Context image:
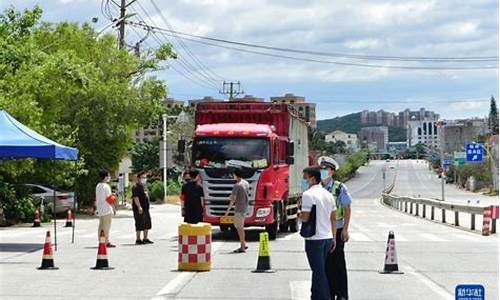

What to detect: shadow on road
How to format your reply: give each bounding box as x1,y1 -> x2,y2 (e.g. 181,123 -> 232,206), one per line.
211,228 -> 297,242
0,243 -> 43,253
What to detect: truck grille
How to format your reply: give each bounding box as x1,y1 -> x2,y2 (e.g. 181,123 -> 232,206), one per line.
199,169 -> 260,217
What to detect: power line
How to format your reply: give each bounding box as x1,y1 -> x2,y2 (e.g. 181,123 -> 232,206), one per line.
100,0 -> 219,89
126,21 -> 498,63
127,5 -> 220,89
149,0 -> 226,80
126,23 -> 498,70
131,2 -> 220,87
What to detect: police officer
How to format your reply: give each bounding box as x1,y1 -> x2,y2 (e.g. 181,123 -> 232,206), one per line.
318,156 -> 352,300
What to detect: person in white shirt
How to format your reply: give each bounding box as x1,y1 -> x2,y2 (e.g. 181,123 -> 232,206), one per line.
95,170 -> 115,247
300,167 -> 337,300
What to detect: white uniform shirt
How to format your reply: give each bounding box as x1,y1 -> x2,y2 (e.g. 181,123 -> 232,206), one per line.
95,182 -> 113,216
301,183 -> 336,240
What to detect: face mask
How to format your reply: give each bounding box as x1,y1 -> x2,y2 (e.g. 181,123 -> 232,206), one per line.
320,170 -> 329,180
105,177 -> 111,183
301,178 -> 309,192
140,178 -> 147,184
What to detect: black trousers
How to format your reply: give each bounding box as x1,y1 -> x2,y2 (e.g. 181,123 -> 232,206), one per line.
326,228 -> 348,299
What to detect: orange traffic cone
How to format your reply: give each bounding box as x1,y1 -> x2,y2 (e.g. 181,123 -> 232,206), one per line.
33,209 -> 41,227
37,231 -> 58,270
379,231 -> 403,274
65,209 -> 73,227
91,230 -> 114,270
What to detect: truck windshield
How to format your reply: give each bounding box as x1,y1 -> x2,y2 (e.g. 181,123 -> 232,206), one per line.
193,137 -> 269,169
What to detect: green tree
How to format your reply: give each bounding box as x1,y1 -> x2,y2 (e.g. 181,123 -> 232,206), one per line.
0,7 -> 175,206
489,96 -> 499,135
130,138 -> 160,174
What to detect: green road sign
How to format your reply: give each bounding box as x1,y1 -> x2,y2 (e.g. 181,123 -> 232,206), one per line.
454,157 -> 465,166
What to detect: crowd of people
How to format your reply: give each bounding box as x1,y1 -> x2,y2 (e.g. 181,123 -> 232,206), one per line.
93,154 -> 351,300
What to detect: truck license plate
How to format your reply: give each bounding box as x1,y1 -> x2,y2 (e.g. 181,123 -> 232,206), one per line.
220,216 -> 234,224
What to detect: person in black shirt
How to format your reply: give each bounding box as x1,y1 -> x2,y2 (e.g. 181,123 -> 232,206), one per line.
180,169 -> 204,224
132,171 -> 153,245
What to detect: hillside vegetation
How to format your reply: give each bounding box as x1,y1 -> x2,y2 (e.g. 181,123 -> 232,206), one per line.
317,112 -> 407,142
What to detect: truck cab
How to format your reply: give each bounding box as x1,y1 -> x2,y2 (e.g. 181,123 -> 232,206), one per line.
189,102 -> 309,239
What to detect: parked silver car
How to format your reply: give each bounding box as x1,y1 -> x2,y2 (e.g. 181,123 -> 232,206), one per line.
24,184 -> 76,214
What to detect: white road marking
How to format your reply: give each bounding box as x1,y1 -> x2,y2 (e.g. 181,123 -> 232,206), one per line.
451,233 -> 482,242
349,232 -> 372,242
404,264 -> 454,300
387,233 -> 408,242
350,223 -> 370,232
419,233 -> 448,242
0,229 -> 45,238
151,242 -> 222,300
289,280 -> 310,300
56,229 -> 84,236
280,233 -> 300,241
115,233 -> 136,240
80,232 -> 97,238
376,222 -> 392,228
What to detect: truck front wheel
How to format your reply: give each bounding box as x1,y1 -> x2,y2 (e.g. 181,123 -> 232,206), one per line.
265,222 -> 278,240
288,218 -> 298,232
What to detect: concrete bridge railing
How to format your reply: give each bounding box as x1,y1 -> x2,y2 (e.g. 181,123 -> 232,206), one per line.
382,193 -> 498,235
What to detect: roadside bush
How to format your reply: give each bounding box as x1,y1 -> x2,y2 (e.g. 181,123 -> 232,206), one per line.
0,182 -> 36,225
167,180 -> 182,196
335,151 -> 368,182
148,180 -> 165,202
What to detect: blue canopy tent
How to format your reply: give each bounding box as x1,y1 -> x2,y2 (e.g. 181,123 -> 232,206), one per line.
0,110 -> 79,249
0,110 -> 78,160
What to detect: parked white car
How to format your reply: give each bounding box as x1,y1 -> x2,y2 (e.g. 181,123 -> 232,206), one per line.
24,184 -> 76,214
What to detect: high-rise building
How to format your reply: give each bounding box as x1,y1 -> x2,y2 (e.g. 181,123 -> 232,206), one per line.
359,126 -> 389,152
270,93 -> 317,128
361,108 -> 439,128
407,116 -> 439,148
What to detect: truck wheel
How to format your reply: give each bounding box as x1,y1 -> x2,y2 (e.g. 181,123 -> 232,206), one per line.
288,218 -> 298,233
279,222 -> 288,232
220,225 -> 230,232
265,222 -> 278,240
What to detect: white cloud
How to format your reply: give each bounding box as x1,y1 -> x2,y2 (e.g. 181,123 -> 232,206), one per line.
1,0 -> 497,119
450,100 -> 490,111
344,38 -> 383,50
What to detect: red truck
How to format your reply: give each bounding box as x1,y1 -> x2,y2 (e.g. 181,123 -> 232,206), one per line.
190,101 -> 310,239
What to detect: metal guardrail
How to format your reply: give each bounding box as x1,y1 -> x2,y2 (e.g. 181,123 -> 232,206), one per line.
382,194 -> 498,235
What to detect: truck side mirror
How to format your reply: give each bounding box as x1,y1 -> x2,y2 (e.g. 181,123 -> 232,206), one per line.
286,156 -> 295,165
177,139 -> 186,154
286,141 -> 294,156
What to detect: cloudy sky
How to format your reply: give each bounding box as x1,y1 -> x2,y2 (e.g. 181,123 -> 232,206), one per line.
2,0 -> 499,120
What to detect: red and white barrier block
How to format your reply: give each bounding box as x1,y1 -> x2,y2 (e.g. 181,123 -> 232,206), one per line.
490,205 -> 499,234
178,222 -> 212,271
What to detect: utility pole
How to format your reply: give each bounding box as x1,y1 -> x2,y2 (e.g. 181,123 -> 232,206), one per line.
220,81 -> 244,100
118,0 -> 126,49
437,120 -> 447,201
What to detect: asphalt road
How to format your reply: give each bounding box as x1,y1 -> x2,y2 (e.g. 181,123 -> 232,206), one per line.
0,160 -> 497,300
391,159 -> 497,205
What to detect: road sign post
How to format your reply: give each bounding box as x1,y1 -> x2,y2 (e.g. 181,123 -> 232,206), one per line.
466,143 -> 483,162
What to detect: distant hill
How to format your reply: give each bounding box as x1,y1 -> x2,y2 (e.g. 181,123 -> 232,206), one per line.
317,112 -> 407,142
